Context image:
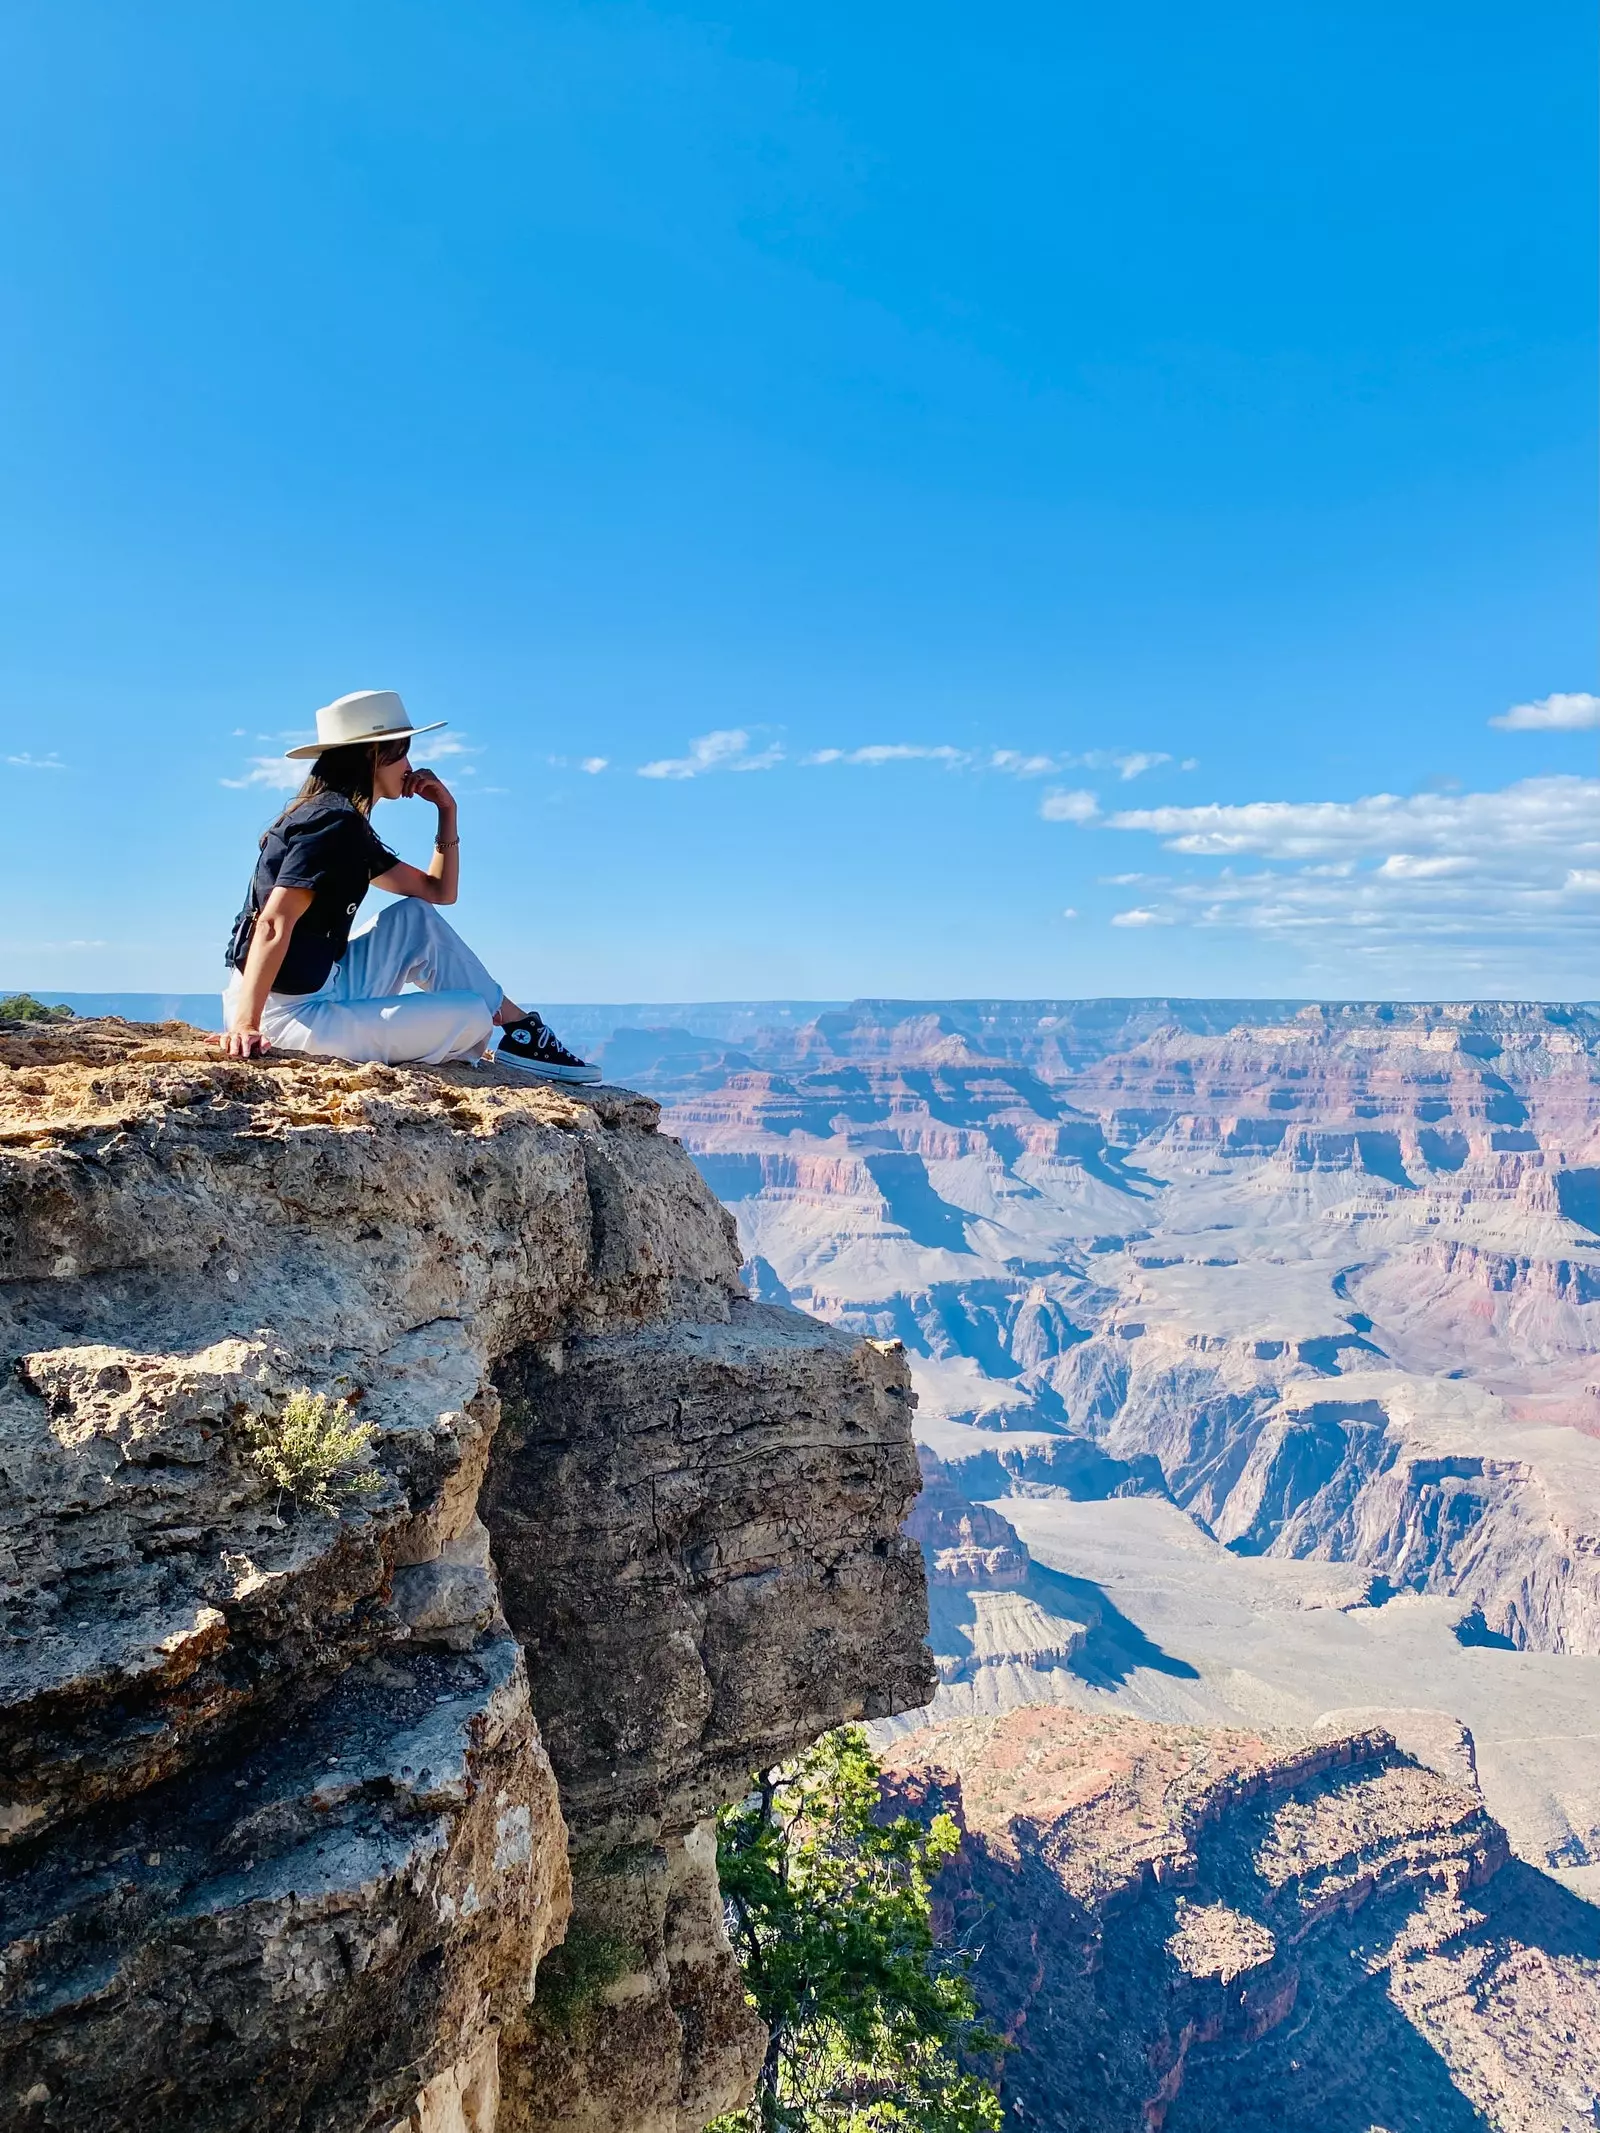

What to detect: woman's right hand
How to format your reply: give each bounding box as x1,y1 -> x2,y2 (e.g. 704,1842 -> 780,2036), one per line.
213,1021 -> 271,1059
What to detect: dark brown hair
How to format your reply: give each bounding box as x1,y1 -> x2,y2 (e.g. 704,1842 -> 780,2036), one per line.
268,737 -> 410,833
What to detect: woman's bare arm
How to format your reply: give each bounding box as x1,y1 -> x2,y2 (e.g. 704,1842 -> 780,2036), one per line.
214,883 -> 313,1057
371,768 -> 459,907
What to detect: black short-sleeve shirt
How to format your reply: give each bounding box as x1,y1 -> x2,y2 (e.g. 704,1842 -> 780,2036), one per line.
225,795 -> 398,996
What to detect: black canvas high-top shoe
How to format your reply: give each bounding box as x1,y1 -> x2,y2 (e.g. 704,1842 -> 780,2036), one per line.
494,1013 -> 602,1083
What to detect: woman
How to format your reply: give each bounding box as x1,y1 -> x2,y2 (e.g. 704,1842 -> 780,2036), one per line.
218,690 -> 598,1080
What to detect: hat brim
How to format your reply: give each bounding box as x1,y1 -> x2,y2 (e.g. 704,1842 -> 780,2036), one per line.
283,720 -> 447,761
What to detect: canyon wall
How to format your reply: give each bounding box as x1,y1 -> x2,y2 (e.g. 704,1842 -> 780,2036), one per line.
882,1704 -> 1600,2131
632,999 -> 1600,1658
0,1018 -> 933,2131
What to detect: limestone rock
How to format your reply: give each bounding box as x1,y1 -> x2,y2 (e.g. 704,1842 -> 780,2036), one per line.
482,1300 -> 933,2128
482,1303 -> 932,1839
0,1634 -> 567,2132
0,1026 -> 934,2131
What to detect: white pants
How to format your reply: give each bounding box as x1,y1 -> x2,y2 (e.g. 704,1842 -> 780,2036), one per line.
224,899 -> 503,1066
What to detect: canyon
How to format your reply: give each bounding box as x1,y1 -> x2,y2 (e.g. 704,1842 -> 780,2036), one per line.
6,992 -> 1600,2130
559,994 -> 1600,2125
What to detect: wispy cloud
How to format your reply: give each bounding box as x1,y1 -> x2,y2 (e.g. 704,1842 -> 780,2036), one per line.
1039,788 -> 1100,823
806,743 -> 966,767
1082,774 -> 1600,962
220,756 -> 305,792
805,743 -> 1174,780
6,752 -> 67,771
1105,777 -> 1599,860
1489,690 -> 1600,732
639,730 -> 784,779
987,749 -> 1061,776
633,734 -> 1178,783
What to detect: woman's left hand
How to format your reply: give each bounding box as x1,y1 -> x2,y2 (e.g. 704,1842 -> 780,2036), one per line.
404,765 -> 455,809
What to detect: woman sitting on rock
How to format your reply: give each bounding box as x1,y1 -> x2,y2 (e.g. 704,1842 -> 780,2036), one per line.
218,690 -> 598,1080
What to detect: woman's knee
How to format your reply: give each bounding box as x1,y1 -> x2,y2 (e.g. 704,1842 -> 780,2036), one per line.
371,895 -> 448,938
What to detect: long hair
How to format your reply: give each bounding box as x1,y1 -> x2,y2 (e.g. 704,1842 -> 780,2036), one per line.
267,738 -> 409,835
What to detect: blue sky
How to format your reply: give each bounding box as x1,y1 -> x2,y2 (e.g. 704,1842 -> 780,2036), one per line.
1,2 -> 1594,1001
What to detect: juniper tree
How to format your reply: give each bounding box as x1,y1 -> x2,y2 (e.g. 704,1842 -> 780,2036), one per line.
708,1726 -> 1004,2133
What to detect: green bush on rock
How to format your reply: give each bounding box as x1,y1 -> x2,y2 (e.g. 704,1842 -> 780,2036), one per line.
245,1390 -> 383,1512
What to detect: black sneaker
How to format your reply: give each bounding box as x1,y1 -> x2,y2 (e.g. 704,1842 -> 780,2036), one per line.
495,1013 -> 602,1084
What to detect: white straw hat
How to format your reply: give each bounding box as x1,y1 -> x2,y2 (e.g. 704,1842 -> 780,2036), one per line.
283,690 -> 446,761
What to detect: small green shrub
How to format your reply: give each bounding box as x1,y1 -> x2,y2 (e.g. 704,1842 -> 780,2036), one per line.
246,1390 -> 383,1511
0,993 -> 74,1023
531,1923 -> 634,2029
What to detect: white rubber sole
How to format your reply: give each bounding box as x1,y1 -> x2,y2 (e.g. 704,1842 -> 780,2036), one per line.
495,1049 -> 602,1084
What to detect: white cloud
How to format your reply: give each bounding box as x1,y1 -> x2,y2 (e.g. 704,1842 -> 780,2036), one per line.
1375,853 -> 1472,879
639,729 -> 784,779
1081,773 -> 1600,972
1038,788 -> 1100,823
424,734 -> 478,759
1107,776 -> 1600,860
988,749 -> 1061,777
1062,906 -> 1079,919
804,743 -> 1173,779
6,752 -> 67,771
804,743 -> 966,767
1490,691 -> 1600,732
580,756 -> 608,774
220,756 -> 305,792
1066,748 -> 1173,779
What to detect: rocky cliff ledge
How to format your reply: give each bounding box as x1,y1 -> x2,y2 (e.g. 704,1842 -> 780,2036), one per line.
0,1021 -> 933,2132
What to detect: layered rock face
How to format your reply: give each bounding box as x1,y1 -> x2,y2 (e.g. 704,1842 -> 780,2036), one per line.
882,1705 -> 1600,2131
0,1019 -> 931,2131
486,1308 -> 931,2133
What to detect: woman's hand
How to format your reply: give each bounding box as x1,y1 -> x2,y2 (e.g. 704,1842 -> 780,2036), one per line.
214,1021 -> 272,1059
208,885 -> 309,1058
404,765 -> 455,810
